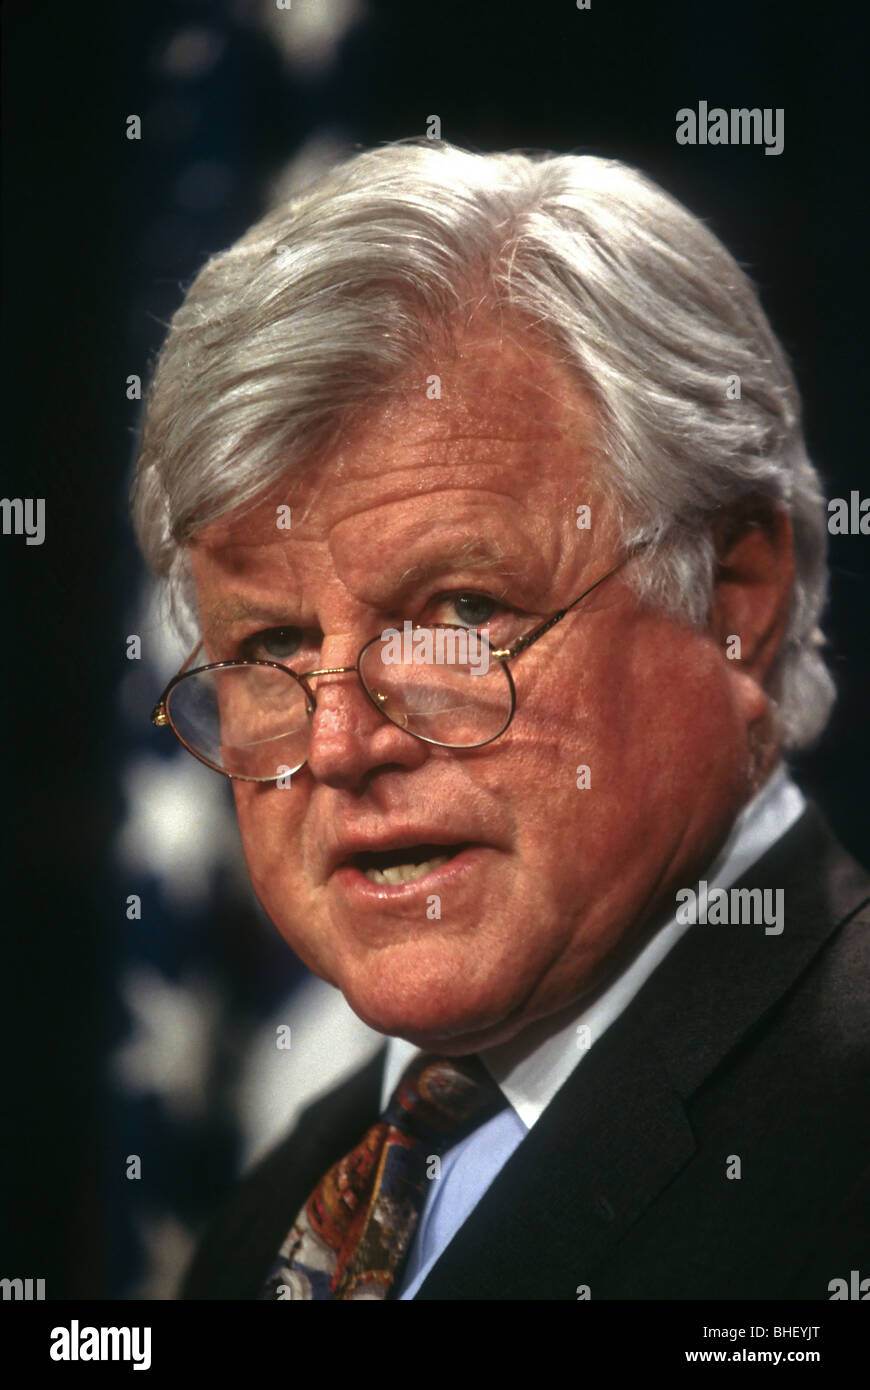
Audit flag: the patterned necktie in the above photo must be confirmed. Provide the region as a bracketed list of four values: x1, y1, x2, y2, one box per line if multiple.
[258, 1052, 506, 1300]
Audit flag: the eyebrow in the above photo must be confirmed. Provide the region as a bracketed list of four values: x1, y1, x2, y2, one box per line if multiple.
[202, 538, 521, 634]
[391, 538, 518, 592]
[202, 597, 298, 631]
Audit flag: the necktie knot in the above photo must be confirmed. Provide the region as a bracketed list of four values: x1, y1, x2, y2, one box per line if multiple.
[384, 1052, 504, 1141]
[259, 1053, 505, 1300]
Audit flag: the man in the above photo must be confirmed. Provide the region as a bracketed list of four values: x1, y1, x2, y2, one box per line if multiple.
[133, 140, 869, 1299]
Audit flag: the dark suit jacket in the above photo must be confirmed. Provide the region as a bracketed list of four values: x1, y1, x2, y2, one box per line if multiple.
[181, 803, 870, 1299]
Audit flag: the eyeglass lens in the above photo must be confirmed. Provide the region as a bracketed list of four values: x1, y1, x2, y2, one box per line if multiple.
[166, 628, 513, 780]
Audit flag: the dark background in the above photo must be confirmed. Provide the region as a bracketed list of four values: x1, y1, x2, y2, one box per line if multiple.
[2, 0, 867, 1298]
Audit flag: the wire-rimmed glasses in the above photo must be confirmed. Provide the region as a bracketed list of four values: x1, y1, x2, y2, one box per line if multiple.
[151, 545, 648, 782]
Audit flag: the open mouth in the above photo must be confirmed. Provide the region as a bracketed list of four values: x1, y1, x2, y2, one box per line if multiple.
[348, 842, 472, 886]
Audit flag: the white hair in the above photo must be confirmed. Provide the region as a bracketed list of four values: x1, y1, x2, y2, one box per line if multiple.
[132, 138, 835, 749]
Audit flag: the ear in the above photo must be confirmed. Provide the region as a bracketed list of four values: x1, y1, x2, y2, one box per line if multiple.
[708, 500, 794, 724]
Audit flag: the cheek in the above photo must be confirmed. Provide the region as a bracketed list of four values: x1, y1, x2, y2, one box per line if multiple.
[594, 629, 753, 865]
[480, 645, 625, 824]
[503, 624, 750, 856]
[232, 782, 306, 905]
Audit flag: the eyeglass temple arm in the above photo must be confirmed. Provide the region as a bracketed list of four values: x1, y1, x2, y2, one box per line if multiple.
[492, 541, 651, 661]
[151, 642, 204, 726]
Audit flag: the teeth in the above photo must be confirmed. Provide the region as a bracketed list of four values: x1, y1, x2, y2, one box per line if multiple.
[362, 855, 451, 885]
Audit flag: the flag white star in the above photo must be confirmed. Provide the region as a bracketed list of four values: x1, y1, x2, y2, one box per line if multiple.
[114, 964, 220, 1119]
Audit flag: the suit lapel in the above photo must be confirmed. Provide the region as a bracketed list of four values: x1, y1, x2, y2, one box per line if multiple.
[415, 1017, 695, 1299]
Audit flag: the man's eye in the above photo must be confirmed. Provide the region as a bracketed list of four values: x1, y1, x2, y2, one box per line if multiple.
[435, 593, 499, 628]
[245, 627, 302, 661]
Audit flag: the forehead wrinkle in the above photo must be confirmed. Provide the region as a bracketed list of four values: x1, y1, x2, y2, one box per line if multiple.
[330, 425, 575, 486]
[285, 463, 335, 529]
[323, 472, 577, 606]
[385, 425, 568, 450]
[324, 480, 535, 542]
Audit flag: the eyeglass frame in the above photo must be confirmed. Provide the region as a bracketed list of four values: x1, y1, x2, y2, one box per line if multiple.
[150, 540, 650, 781]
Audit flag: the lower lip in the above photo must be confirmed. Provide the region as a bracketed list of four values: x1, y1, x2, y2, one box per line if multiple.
[332, 846, 491, 902]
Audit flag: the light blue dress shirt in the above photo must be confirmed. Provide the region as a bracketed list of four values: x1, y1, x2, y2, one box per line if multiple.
[383, 765, 807, 1298]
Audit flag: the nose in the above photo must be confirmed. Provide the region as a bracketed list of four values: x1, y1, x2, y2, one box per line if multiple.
[303, 655, 428, 790]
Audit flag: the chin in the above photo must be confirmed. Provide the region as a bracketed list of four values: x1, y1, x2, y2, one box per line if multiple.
[335, 963, 527, 1054]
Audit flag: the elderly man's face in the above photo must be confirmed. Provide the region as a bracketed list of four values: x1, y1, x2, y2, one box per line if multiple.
[190, 327, 774, 1053]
